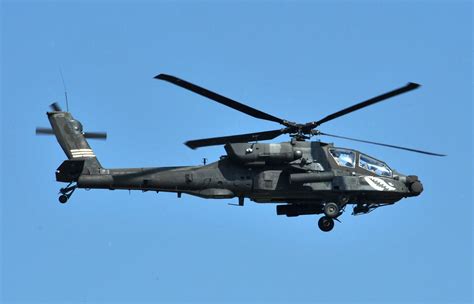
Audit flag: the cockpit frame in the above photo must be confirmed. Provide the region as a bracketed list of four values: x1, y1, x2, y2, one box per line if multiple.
[325, 146, 393, 177]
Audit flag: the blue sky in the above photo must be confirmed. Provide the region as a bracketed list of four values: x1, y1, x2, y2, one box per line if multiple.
[1, 1, 472, 303]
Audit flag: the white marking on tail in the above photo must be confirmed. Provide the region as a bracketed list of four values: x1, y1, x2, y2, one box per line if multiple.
[70, 149, 95, 158]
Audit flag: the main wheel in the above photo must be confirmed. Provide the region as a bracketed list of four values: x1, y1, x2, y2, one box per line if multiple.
[324, 202, 339, 218]
[59, 195, 68, 204]
[318, 216, 334, 232]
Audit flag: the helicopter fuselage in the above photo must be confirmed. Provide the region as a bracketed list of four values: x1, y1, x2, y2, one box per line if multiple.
[39, 73, 441, 231]
[62, 140, 423, 217]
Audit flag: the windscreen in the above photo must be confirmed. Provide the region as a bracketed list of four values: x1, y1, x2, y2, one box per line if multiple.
[359, 154, 392, 177]
[329, 148, 356, 168]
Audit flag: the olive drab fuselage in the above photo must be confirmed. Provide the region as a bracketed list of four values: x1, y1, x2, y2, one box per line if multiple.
[39, 74, 440, 232]
[50, 112, 422, 218]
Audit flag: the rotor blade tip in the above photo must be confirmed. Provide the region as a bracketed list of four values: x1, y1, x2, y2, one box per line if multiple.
[184, 142, 197, 150]
[408, 82, 421, 88]
[155, 74, 171, 80]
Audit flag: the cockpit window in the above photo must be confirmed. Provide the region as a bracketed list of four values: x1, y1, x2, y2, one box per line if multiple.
[329, 148, 356, 168]
[359, 154, 392, 177]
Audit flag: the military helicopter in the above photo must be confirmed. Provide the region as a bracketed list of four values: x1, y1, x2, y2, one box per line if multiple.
[36, 74, 445, 232]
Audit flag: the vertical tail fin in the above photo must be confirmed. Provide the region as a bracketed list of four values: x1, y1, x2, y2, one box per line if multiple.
[47, 110, 103, 172]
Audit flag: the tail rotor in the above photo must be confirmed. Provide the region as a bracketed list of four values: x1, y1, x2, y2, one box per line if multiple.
[36, 103, 107, 140]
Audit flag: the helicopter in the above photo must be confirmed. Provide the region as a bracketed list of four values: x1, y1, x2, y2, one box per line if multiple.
[36, 74, 445, 232]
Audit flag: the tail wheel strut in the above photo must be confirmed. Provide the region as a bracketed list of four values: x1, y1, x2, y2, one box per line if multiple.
[58, 182, 77, 204]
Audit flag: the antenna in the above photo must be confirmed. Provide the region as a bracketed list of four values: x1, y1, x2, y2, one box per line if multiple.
[59, 68, 69, 112]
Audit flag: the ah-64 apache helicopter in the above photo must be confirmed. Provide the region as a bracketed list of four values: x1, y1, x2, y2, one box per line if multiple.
[36, 74, 445, 232]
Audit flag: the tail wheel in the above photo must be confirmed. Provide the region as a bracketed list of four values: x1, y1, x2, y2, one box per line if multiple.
[318, 216, 334, 232]
[324, 202, 339, 218]
[59, 195, 68, 204]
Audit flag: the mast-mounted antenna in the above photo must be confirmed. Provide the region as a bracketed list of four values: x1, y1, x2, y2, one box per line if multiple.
[59, 68, 69, 112]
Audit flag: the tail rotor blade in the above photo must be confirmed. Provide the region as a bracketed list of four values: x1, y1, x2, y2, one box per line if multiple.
[318, 131, 446, 156]
[35, 127, 54, 135]
[36, 127, 107, 140]
[50, 102, 62, 112]
[84, 132, 107, 140]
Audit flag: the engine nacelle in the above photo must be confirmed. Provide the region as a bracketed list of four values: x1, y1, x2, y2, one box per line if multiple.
[225, 142, 302, 165]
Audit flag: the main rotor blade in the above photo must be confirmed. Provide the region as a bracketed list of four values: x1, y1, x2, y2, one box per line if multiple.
[185, 129, 286, 149]
[155, 74, 288, 125]
[319, 131, 446, 156]
[305, 82, 421, 129]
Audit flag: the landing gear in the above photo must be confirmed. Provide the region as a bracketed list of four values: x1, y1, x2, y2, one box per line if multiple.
[59, 195, 68, 204]
[58, 182, 77, 204]
[318, 216, 334, 232]
[319, 202, 345, 231]
[324, 202, 340, 218]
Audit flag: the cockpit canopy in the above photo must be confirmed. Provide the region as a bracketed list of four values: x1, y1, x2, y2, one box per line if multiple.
[359, 153, 392, 177]
[329, 148, 356, 168]
[329, 148, 392, 177]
